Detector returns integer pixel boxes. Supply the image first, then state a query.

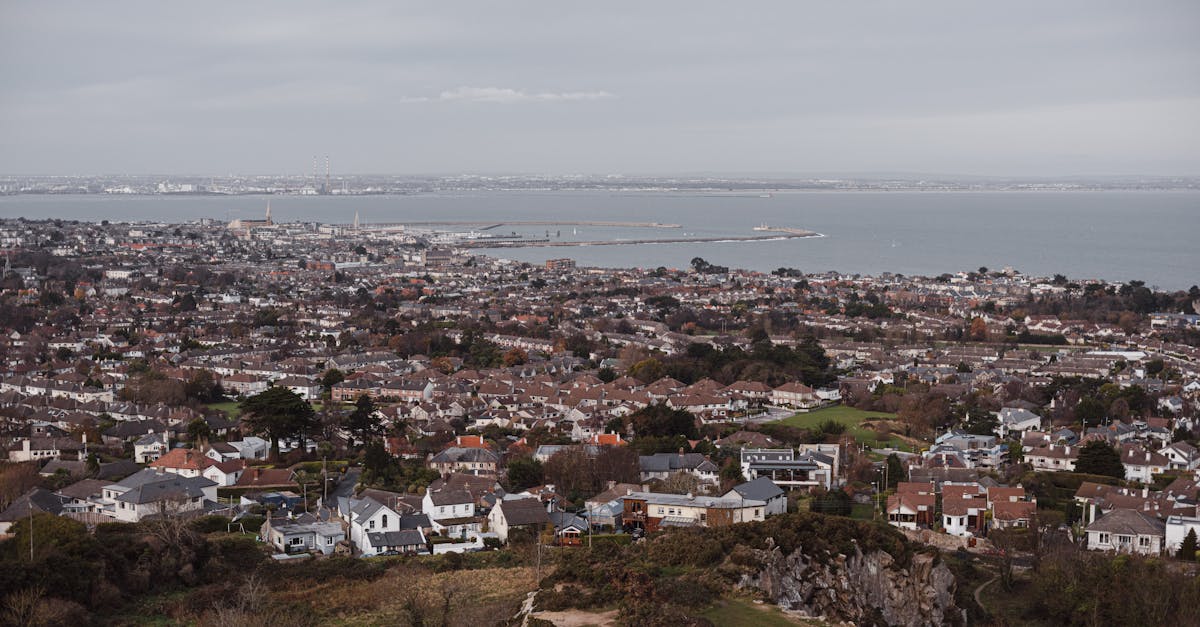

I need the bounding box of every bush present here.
[190,515,233,534]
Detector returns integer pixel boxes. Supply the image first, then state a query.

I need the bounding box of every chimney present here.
[1146,452,1151,462]
[1143,487,1149,498]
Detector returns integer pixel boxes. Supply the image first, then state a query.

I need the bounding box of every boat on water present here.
[753,224,773,231]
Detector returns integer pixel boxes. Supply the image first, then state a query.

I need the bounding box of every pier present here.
[465,230,821,249]
[368,220,682,229]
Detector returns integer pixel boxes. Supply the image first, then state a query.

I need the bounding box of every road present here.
[328,467,361,503]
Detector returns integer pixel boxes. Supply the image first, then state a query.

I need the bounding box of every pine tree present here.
[1178,528,1198,561]
[1073,440,1124,478]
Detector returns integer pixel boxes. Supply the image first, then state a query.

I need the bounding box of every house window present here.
[290,537,304,546]
[1097,533,1110,544]
[658,507,664,515]
[369,520,376,529]
[327,537,335,545]
[382,514,388,528]
[1139,536,1151,548]
[755,509,761,517]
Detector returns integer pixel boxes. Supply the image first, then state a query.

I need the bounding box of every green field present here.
[205,401,241,419]
[772,405,910,449]
[702,598,822,626]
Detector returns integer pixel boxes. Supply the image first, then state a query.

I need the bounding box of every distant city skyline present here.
[2,2,1198,176]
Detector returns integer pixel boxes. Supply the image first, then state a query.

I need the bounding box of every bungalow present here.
[488,497,551,543]
[1085,508,1165,555]
[366,529,427,555]
[548,510,589,546]
[995,407,1042,439]
[0,488,65,534]
[263,518,345,555]
[149,448,214,478]
[722,477,787,516]
[621,491,766,533]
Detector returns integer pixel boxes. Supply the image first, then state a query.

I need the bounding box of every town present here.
[1,214,1199,624]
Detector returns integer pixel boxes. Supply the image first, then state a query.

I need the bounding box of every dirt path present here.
[974,575,998,613]
[531,608,620,626]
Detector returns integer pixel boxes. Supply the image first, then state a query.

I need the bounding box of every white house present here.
[487,497,552,544]
[1085,509,1165,555]
[1121,445,1170,484]
[1159,442,1200,471]
[133,432,169,464]
[995,407,1042,439]
[99,469,217,523]
[421,487,480,539]
[1165,515,1200,555]
[345,497,403,557]
[722,477,787,516]
[264,518,345,555]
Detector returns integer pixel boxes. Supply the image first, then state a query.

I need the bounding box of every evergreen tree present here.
[240,386,317,460]
[885,453,904,489]
[343,393,382,449]
[1178,528,1198,561]
[1073,440,1124,478]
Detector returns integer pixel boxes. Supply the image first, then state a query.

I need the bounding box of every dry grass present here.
[271,565,538,626]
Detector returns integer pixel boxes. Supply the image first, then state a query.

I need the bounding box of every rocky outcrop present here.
[740,539,963,626]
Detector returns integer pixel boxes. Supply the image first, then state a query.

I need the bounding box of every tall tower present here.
[265,200,272,224]
[353,211,360,231]
[325,156,331,195]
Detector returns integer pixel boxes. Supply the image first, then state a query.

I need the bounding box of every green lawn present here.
[702,598,822,626]
[206,401,241,419]
[772,405,908,449]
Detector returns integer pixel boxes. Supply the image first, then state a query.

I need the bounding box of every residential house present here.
[1159,442,1200,471]
[98,468,217,523]
[345,496,403,557]
[428,447,500,477]
[133,432,170,464]
[1085,508,1165,555]
[263,517,345,555]
[1165,515,1200,554]
[149,448,214,478]
[1026,443,1078,472]
[722,477,787,516]
[620,491,766,533]
[487,497,551,543]
[1121,444,1170,484]
[995,407,1042,439]
[887,482,936,530]
[769,382,819,409]
[421,487,480,539]
[639,452,720,487]
[0,488,65,534]
[941,483,988,537]
[739,447,836,491]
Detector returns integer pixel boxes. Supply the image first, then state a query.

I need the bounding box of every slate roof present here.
[367,529,426,548]
[0,488,64,522]
[497,498,551,526]
[1086,508,1166,536]
[728,477,784,502]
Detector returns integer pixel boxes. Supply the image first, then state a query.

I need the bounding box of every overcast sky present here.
[1,2,1198,176]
